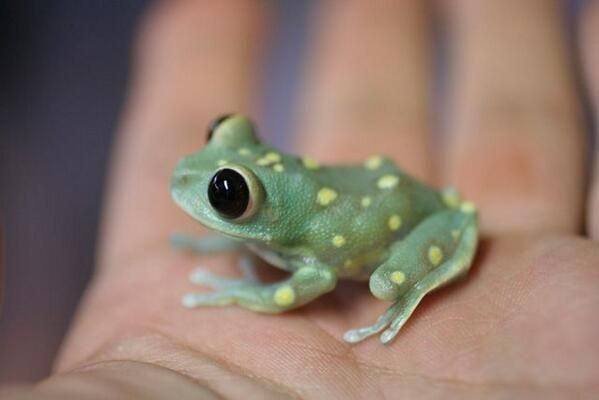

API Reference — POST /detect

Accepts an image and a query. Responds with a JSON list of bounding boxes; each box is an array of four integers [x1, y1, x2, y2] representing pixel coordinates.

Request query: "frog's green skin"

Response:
[[171, 115, 478, 344]]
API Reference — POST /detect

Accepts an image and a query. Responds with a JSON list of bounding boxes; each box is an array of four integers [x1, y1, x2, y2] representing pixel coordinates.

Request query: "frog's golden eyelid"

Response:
[[211, 164, 264, 222]]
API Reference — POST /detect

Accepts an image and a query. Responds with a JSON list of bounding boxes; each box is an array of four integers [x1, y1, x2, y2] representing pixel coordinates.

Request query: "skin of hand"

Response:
[[3, 1, 599, 399]]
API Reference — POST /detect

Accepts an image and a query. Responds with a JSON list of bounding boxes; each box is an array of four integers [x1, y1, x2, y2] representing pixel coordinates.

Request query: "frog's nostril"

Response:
[[179, 174, 190, 184], [172, 171, 192, 186]]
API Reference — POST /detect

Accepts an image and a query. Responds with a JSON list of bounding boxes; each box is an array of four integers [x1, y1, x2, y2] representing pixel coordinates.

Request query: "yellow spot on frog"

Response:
[[302, 157, 320, 170], [390, 271, 406, 285], [273, 163, 285, 173], [344, 259, 358, 273], [265, 152, 281, 162], [377, 174, 400, 189], [451, 229, 460, 240], [273, 286, 296, 307], [238, 147, 251, 156], [388, 214, 402, 231], [460, 201, 477, 214], [361, 196, 372, 208], [428, 245, 444, 266], [332, 235, 346, 248], [317, 187, 338, 206], [442, 188, 461, 209], [365, 155, 383, 170], [256, 151, 281, 166], [217, 159, 228, 167]]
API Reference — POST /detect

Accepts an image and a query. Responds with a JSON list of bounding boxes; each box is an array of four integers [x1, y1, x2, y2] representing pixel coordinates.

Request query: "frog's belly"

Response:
[[245, 243, 293, 271], [246, 243, 383, 280]]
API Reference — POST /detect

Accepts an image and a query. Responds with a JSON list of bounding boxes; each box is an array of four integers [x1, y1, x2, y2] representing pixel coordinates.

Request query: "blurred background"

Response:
[[0, 0, 588, 384], [0, 0, 309, 382]]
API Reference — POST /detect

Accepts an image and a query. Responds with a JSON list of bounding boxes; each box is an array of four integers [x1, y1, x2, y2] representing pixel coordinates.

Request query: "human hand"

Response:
[[5, 1, 599, 399]]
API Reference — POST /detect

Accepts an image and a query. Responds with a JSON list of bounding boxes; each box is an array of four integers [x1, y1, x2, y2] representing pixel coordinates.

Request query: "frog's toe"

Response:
[[237, 255, 258, 281], [379, 327, 398, 345], [343, 327, 379, 344], [189, 267, 219, 285], [189, 264, 257, 289], [182, 291, 235, 308], [379, 312, 411, 344], [188, 267, 242, 288]]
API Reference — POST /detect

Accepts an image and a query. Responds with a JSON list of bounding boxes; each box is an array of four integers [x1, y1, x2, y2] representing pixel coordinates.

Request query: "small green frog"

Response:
[[171, 115, 478, 344]]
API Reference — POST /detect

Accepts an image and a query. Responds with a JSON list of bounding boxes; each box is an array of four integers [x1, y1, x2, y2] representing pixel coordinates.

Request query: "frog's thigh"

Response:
[[345, 209, 478, 344], [183, 266, 337, 314]]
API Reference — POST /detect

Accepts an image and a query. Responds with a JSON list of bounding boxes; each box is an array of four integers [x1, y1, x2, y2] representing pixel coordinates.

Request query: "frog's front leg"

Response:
[[183, 265, 337, 313], [188, 255, 259, 288], [344, 208, 478, 345], [170, 233, 243, 253]]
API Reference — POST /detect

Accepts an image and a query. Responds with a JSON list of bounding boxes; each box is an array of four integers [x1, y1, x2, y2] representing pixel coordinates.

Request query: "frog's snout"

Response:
[[170, 165, 200, 208], [369, 270, 399, 302]]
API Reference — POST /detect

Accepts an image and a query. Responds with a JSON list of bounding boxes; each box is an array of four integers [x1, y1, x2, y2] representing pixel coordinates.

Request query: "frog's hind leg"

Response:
[[170, 233, 243, 253], [344, 208, 478, 344]]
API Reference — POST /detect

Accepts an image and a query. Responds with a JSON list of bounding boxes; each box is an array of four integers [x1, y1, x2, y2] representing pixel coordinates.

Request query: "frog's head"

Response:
[[171, 114, 316, 245]]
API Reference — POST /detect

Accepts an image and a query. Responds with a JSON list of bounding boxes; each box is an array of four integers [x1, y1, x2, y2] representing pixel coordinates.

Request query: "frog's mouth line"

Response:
[[198, 217, 273, 243], [181, 203, 272, 243]]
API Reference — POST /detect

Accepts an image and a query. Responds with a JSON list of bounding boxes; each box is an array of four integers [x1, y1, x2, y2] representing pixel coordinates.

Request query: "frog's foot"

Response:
[[184, 266, 337, 313], [187, 256, 258, 290], [344, 282, 441, 344], [345, 209, 478, 345], [182, 286, 258, 308], [183, 256, 260, 308], [343, 306, 398, 343]]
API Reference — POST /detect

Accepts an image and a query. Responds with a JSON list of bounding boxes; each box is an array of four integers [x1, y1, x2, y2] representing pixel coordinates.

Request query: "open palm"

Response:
[[41, 2, 599, 399]]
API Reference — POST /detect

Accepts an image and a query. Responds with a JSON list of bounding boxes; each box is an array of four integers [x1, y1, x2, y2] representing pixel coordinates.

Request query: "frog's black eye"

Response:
[[208, 168, 250, 219], [207, 114, 233, 143]]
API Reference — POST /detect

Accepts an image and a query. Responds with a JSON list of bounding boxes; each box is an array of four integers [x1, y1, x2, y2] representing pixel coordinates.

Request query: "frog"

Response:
[[170, 114, 478, 344]]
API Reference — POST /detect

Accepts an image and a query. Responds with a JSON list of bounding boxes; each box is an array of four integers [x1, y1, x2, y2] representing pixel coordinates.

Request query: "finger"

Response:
[[295, 0, 434, 182], [442, 0, 586, 234], [583, 0, 599, 238], [0, 225, 3, 311], [99, 1, 270, 269]]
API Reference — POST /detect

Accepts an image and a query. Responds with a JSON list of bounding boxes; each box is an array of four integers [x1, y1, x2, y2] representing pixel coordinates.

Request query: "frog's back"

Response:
[[298, 156, 450, 278]]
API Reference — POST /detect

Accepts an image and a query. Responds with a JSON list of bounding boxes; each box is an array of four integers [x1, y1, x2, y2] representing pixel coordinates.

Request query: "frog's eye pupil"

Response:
[[207, 114, 233, 142], [208, 168, 250, 219]]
